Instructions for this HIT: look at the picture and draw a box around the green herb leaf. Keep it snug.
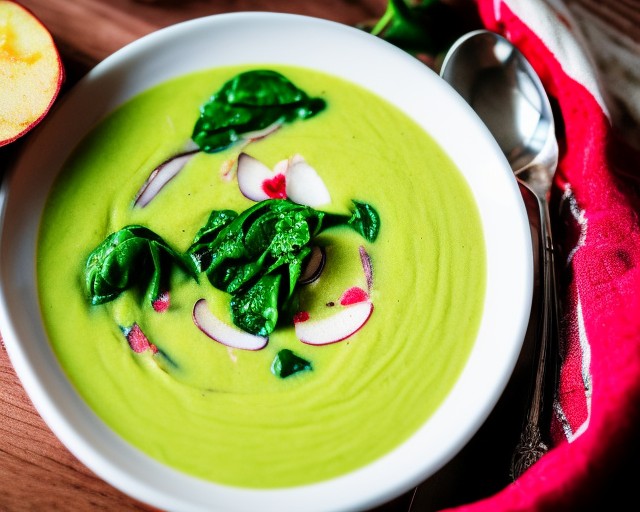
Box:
[192,70,326,153]
[230,273,280,337]
[348,200,381,242]
[189,209,239,273]
[323,200,381,242]
[85,225,194,306]
[271,348,312,378]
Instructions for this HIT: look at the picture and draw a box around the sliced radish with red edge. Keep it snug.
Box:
[294,301,373,345]
[193,298,268,350]
[359,246,373,291]
[241,121,282,142]
[134,150,199,207]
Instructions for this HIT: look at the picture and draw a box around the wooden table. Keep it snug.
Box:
[1,1,638,511]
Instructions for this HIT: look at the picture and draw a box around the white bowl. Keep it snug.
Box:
[0,12,532,512]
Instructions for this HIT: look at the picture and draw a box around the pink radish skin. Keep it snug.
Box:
[236,152,286,201]
[294,301,373,345]
[193,298,268,351]
[359,246,373,291]
[134,150,198,207]
[125,323,158,354]
[237,153,331,207]
[261,173,287,199]
[339,287,369,306]
[152,291,170,312]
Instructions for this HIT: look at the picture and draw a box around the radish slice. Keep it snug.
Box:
[237,152,286,201]
[134,150,198,207]
[123,323,158,354]
[295,301,373,345]
[299,246,326,284]
[237,153,330,206]
[152,291,170,313]
[285,159,331,206]
[359,246,373,291]
[192,298,268,351]
[241,121,282,141]
[273,157,290,175]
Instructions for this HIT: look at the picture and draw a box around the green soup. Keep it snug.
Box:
[37,65,486,487]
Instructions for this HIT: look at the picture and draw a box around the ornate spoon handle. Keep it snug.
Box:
[511,186,559,480]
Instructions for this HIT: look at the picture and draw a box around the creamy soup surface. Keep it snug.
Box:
[37,65,486,487]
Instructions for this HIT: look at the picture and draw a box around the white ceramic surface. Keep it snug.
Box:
[0,12,533,512]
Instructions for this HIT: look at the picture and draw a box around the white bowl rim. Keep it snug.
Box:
[0,11,533,512]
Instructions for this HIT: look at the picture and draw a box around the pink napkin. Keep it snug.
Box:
[444,0,640,510]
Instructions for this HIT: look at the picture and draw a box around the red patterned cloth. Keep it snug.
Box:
[445,0,640,510]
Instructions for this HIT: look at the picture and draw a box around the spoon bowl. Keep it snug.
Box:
[441,30,558,178]
[440,29,559,479]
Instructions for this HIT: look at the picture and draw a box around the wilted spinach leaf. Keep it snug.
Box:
[323,200,381,243]
[271,348,312,378]
[230,273,281,337]
[192,70,326,153]
[85,225,194,306]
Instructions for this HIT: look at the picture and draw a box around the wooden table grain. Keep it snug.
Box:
[1,1,638,511]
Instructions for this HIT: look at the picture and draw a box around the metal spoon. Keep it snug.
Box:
[440,29,559,480]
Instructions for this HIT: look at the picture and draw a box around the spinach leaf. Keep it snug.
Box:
[192,70,326,153]
[188,209,239,273]
[188,200,317,280]
[322,200,381,243]
[85,225,194,306]
[271,349,312,378]
[347,200,381,242]
[187,199,380,336]
[230,273,281,337]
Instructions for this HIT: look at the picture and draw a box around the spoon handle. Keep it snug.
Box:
[511,192,559,480]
